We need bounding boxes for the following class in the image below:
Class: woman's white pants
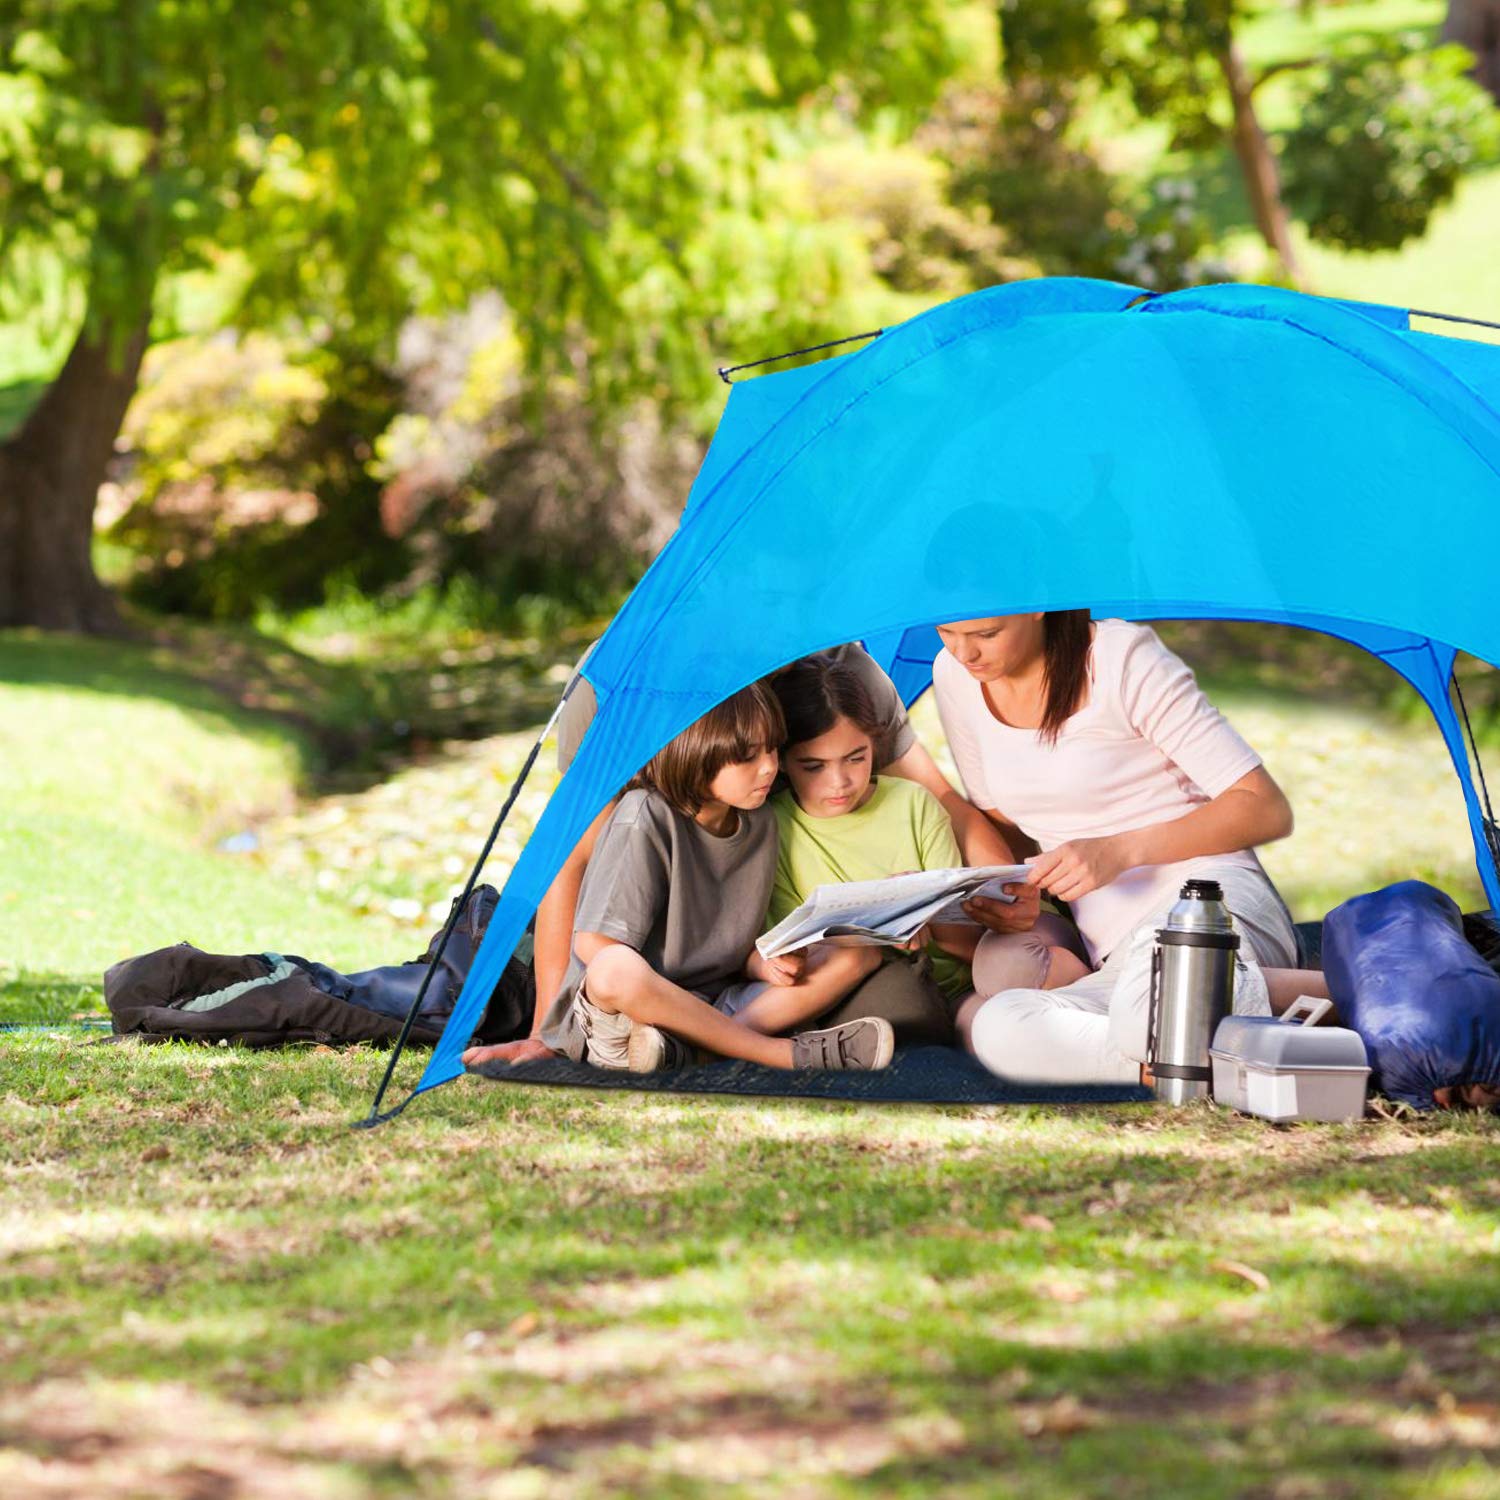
[968,863,1298,1086]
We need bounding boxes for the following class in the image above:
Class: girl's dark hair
[636,682,786,817]
[772,657,884,750]
[1039,610,1093,745]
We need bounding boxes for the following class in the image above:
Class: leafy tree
[1283,37,1500,250]
[0,1,958,632]
[995,0,1500,287]
[927,79,1226,290]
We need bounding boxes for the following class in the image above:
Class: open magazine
[757,865,1033,960]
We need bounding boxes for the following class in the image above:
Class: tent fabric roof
[416,277,1500,1098]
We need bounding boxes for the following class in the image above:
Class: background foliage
[5,0,1495,628]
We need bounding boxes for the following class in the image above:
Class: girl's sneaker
[792,1016,895,1071]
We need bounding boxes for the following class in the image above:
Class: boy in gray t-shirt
[537,787,777,1060]
[538,685,895,1074]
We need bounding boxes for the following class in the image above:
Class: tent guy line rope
[1410,307,1500,335]
[718,329,882,384]
[352,683,577,1130]
[715,301,1500,388]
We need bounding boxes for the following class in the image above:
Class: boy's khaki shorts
[572,977,768,1069]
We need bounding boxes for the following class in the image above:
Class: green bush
[1284,39,1500,252]
[113,335,410,619]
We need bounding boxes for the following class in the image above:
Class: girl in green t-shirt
[757,657,975,1044]
[764,656,1080,1047]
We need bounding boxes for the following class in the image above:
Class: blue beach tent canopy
[414,277,1500,1101]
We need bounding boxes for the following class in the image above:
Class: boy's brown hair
[637,682,786,817]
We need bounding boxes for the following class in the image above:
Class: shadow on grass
[0,627,335,780]
[1161,619,1500,748]
[1163,619,1420,714]
[9,1197,1493,1493]
[10,1051,1497,1364]
[3,1031,1499,1500]
[0,970,105,1027]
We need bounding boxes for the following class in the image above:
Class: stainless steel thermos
[1147,879,1240,1103]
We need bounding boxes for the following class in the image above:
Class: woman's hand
[1024,836,1131,903]
[747,948,807,987]
[461,1036,556,1067]
[963,881,1041,933]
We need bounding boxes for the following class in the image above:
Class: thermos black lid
[1181,878,1224,901]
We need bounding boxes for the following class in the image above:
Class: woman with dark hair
[933,612,1319,1085]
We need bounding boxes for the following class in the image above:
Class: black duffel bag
[104,885,532,1049]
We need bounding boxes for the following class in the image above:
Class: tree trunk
[0,296,153,634]
[1216,39,1303,289]
[1444,0,1500,101]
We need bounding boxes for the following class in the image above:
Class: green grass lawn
[3,627,1500,1496]
[3,1041,1499,1497]
[0,630,393,1022]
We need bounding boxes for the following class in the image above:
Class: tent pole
[1454,672,1500,882]
[352,685,575,1130]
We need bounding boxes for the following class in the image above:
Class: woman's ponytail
[1040,610,1092,745]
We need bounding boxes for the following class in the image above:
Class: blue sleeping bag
[1322,881,1500,1110]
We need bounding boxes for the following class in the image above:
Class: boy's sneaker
[791,1016,894,1071]
[626,1020,692,1073]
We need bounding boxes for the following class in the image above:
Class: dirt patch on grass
[0,1326,963,1497]
[1333,1316,1500,1395]
[5,1306,1500,1496]
[0,1382,363,1500]
[1072,1322,1500,1480]
[513,1390,932,1482]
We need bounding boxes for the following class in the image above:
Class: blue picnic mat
[468,1044,1152,1105]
